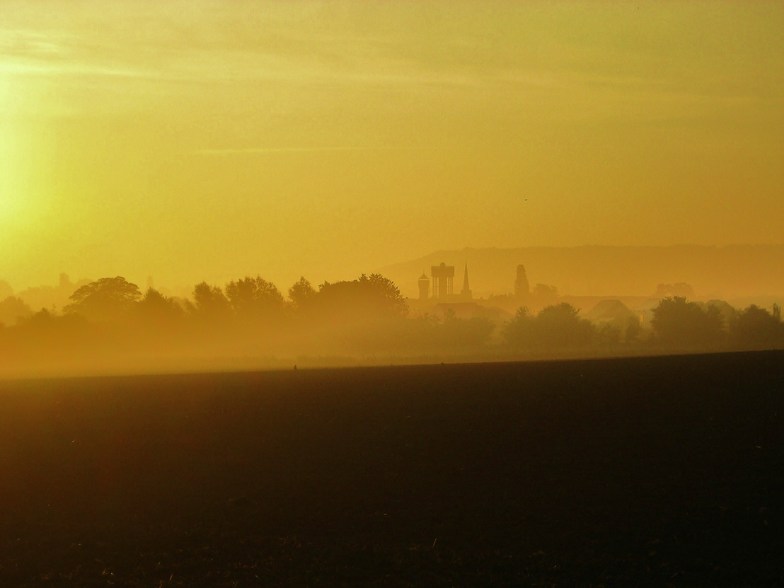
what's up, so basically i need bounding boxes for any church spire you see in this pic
[461,263,472,300]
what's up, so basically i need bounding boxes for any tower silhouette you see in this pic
[515,264,529,298]
[431,263,454,299]
[461,263,472,300]
[418,272,430,300]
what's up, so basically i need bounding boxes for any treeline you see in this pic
[503,298,784,352]
[1,274,783,374]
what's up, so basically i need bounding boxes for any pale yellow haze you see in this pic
[1,1,783,292]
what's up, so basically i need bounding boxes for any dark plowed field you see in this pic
[2,351,783,586]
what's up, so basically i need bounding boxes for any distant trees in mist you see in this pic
[225,276,285,321]
[64,277,142,323]
[733,304,783,349]
[1,272,783,373]
[648,297,784,351]
[651,297,724,348]
[0,296,33,327]
[504,303,595,350]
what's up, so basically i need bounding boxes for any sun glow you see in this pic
[0,1,783,291]
[1,68,32,228]
[0,123,29,232]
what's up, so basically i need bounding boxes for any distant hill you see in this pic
[377,245,784,300]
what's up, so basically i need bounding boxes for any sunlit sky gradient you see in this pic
[1,1,783,294]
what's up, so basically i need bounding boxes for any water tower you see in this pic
[418,273,430,300]
[431,263,455,299]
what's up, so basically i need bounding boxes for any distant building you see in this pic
[418,273,430,300]
[414,262,536,306]
[431,263,455,299]
[515,264,530,298]
[461,264,472,301]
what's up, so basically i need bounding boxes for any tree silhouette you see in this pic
[534,303,594,348]
[288,277,316,309]
[0,296,32,327]
[504,304,594,349]
[192,282,231,321]
[315,274,407,321]
[732,305,784,349]
[12,265,784,370]
[651,297,723,347]
[136,288,184,325]
[64,277,141,322]
[504,307,535,348]
[225,276,285,321]
[625,315,642,344]
[361,274,407,317]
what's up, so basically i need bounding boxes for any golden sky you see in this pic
[1,1,783,293]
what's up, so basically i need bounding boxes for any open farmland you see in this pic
[1,351,783,586]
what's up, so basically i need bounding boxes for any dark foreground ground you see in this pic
[1,352,783,586]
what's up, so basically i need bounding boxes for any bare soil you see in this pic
[1,351,783,586]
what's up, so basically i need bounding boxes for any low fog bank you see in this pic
[2,273,784,380]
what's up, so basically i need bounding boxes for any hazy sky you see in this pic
[2,1,783,293]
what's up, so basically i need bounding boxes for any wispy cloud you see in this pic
[193,145,421,156]
[0,28,71,58]
[0,19,481,89]
[0,27,158,80]
[0,61,158,79]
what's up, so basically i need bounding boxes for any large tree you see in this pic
[314,274,407,321]
[136,288,185,325]
[288,277,316,310]
[534,303,594,348]
[64,277,141,322]
[225,276,285,319]
[732,305,784,349]
[0,296,32,327]
[651,297,723,348]
[504,307,535,348]
[505,303,595,349]
[192,282,231,320]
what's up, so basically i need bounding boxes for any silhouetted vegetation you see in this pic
[309,274,407,321]
[225,276,285,321]
[1,272,783,376]
[650,297,724,349]
[64,276,142,323]
[0,295,32,327]
[504,303,594,350]
[192,282,232,322]
[732,304,784,349]
[136,288,186,324]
